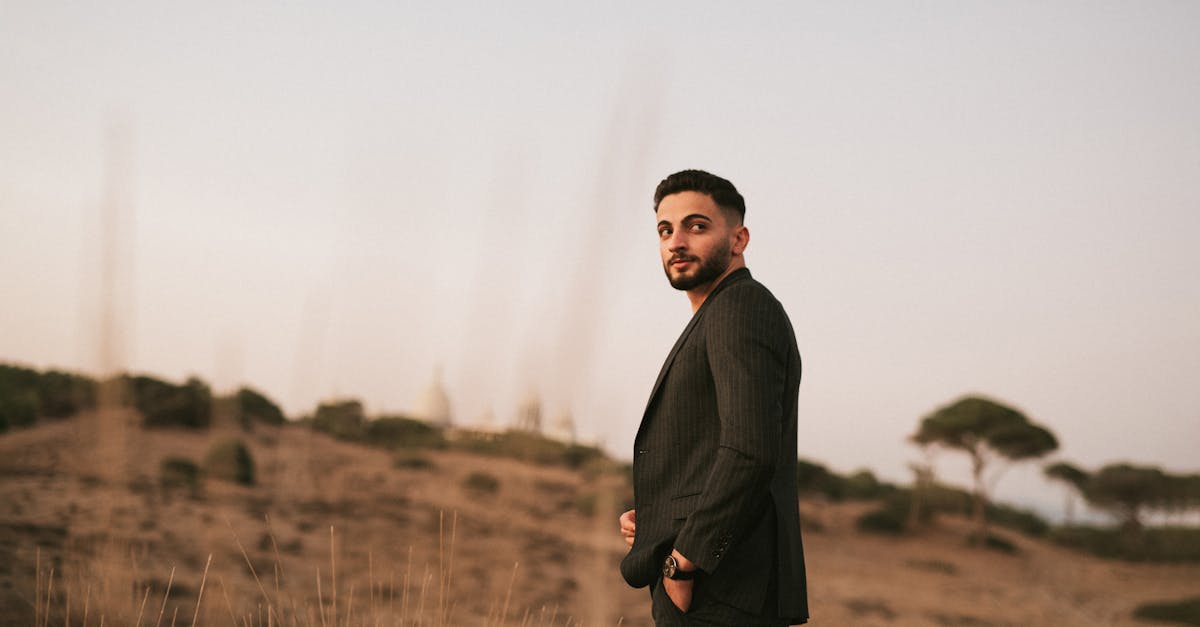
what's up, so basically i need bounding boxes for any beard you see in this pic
[664,240,732,291]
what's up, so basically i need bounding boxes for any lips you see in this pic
[670,256,696,268]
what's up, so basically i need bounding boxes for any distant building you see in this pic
[476,407,498,432]
[414,367,452,429]
[514,389,542,434]
[549,408,576,444]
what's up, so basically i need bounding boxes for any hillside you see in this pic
[1,414,1197,626]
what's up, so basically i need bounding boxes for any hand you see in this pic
[664,549,697,612]
[619,509,636,547]
[663,575,693,613]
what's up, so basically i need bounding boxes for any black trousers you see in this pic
[650,576,789,627]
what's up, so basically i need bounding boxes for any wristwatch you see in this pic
[662,554,696,581]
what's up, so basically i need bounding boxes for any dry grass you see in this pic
[4,414,1200,626]
[2,412,637,625]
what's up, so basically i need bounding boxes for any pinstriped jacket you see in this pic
[621,268,808,623]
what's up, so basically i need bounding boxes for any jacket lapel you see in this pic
[638,269,752,429]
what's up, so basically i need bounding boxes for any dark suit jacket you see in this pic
[621,268,808,623]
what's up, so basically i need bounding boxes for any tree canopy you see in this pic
[912,395,1058,542]
[1044,460,1200,530]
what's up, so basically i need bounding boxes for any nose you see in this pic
[666,229,688,252]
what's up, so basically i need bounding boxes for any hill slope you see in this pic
[1,414,1196,626]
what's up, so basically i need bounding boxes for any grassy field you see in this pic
[1,413,1197,626]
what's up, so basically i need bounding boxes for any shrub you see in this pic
[462,471,500,495]
[979,533,1018,554]
[843,469,896,500]
[0,365,97,426]
[574,492,598,517]
[563,444,604,470]
[453,430,605,468]
[205,438,255,486]
[1133,597,1200,626]
[1051,525,1200,562]
[986,502,1049,537]
[129,375,212,429]
[0,365,41,432]
[312,400,365,440]
[367,415,445,449]
[856,490,930,534]
[0,387,38,432]
[394,454,436,470]
[797,459,900,502]
[856,507,906,535]
[235,387,286,427]
[160,457,202,494]
[797,459,845,500]
[37,369,96,418]
[922,483,974,516]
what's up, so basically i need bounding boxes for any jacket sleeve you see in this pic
[672,284,787,574]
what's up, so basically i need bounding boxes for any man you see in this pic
[619,170,808,625]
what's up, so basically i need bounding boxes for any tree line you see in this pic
[0,363,284,432]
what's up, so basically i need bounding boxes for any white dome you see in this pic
[415,368,452,428]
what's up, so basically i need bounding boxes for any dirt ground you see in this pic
[1,415,1196,626]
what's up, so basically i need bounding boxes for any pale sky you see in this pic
[2,1,1198,519]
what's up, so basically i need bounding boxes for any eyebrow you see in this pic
[658,213,714,228]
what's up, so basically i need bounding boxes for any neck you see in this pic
[686,259,745,313]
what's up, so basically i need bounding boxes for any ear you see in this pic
[732,225,749,255]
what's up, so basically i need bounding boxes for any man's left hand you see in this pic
[664,549,696,612]
[663,575,693,612]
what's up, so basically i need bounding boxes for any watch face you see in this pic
[663,556,676,578]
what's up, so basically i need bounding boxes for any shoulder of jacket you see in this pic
[711,276,778,307]
[704,277,786,323]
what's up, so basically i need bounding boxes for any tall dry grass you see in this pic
[27,510,607,626]
[4,415,636,625]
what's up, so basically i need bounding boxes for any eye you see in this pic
[658,227,671,238]
[689,223,706,232]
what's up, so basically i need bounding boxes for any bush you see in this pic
[986,502,1049,537]
[453,430,605,468]
[0,387,38,432]
[37,369,96,418]
[797,459,900,502]
[843,469,896,500]
[312,400,365,440]
[921,483,974,516]
[563,444,605,470]
[0,365,42,432]
[979,533,1018,554]
[160,457,202,494]
[1133,597,1200,626]
[859,491,911,532]
[204,438,255,486]
[129,375,212,429]
[857,507,906,535]
[462,471,500,495]
[394,454,436,470]
[0,363,97,431]
[574,492,598,517]
[797,459,845,500]
[1051,525,1200,562]
[367,415,445,449]
[235,387,286,427]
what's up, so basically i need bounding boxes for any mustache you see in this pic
[669,254,697,264]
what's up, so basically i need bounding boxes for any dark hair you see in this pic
[653,169,745,222]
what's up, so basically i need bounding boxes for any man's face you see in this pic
[656,191,737,291]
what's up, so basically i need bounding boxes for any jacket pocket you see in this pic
[668,492,702,520]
